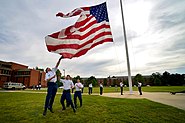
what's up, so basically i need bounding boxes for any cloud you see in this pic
[0,0,185,78]
[126,0,185,75]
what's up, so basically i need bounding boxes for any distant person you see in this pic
[74,79,83,108]
[72,87,75,94]
[43,56,63,116]
[81,83,84,93]
[170,90,185,95]
[88,83,93,95]
[120,81,124,95]
[60,75,76,113]
[32,85,35,90]
[138,82,142,95]
[36,85,39,90]
[99,82,103,95]
[38,83,41,90]
[115,85,118,92]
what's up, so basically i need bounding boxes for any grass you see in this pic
[21,86,185,93]
[0,92,185,123]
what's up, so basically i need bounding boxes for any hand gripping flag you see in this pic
[45,2,113,59]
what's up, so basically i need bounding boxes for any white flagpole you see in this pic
[119,0,133,94]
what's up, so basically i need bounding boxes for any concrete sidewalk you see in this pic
[102,91,185,111]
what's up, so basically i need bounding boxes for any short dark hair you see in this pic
[45,68,49,73]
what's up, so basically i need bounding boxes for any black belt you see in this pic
[75,91,81,92]
[63,89,70,92]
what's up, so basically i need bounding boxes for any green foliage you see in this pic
[87,76,97,87]
[150,72,162,86]
[103,78,107,86]
[154,77,161,86]
[162,71,170,85]
[72,75,81,84]
[35,66,44,71]
[112,79,117,87]
[0,92,185,123]
[56,69,62,87]
[150,71,185,86]
[134,74,144,85]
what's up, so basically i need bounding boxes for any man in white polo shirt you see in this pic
[74,79,83,108]
[60,75,76,113]
[99,81,103,95]
[88,83,93,95]
[120,81,124,95]
[43,56,62,116]
[138,82,142,95]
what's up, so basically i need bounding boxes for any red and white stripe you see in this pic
[45,7,113,59]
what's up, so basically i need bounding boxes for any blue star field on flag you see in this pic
[90,2,109,23]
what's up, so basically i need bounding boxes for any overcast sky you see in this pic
[0,0,185,78]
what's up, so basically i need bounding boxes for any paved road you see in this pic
[102,91,185,111]
[1,90,185,110]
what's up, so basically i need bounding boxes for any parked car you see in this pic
[3,82,26,90]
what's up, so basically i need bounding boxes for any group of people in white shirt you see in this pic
[43,56,83,116]
[43,56,143,116]
[60,75,83,113]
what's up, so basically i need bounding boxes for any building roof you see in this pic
[10,62,28,68]
[0,60,12,65]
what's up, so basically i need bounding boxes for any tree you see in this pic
[35,66,44,71]
[169,73,184,86]
[150,72,162,86]
[162,71,170,85]
[103,78,107,86]
[87,76,97,87]
[161,71,184,86]
[112,79,117,86]
[175,74,184,85]
[73,75,81,84]
[134,74,144,85]
[56,69,62,87]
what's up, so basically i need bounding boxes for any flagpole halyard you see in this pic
[119,0,133,94]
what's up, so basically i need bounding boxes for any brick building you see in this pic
[0,60,46,88]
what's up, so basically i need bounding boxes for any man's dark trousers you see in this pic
[88,87,92,95]
[120,87,123,95]
[60,90,75,110]
[100,87,103,95]
[138,87,142,95]
[74,91,82,108]
[44,82,58,110]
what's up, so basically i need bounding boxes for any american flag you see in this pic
[45,2,113,59]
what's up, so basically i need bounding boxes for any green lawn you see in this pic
[22,86,185,93]
[0,92,185,123]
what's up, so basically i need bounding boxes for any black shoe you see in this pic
[74,105,77,109]
[62,108,66,110]
[43,110,47,116]
[73,108,76,113]
[48,108,54,113]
